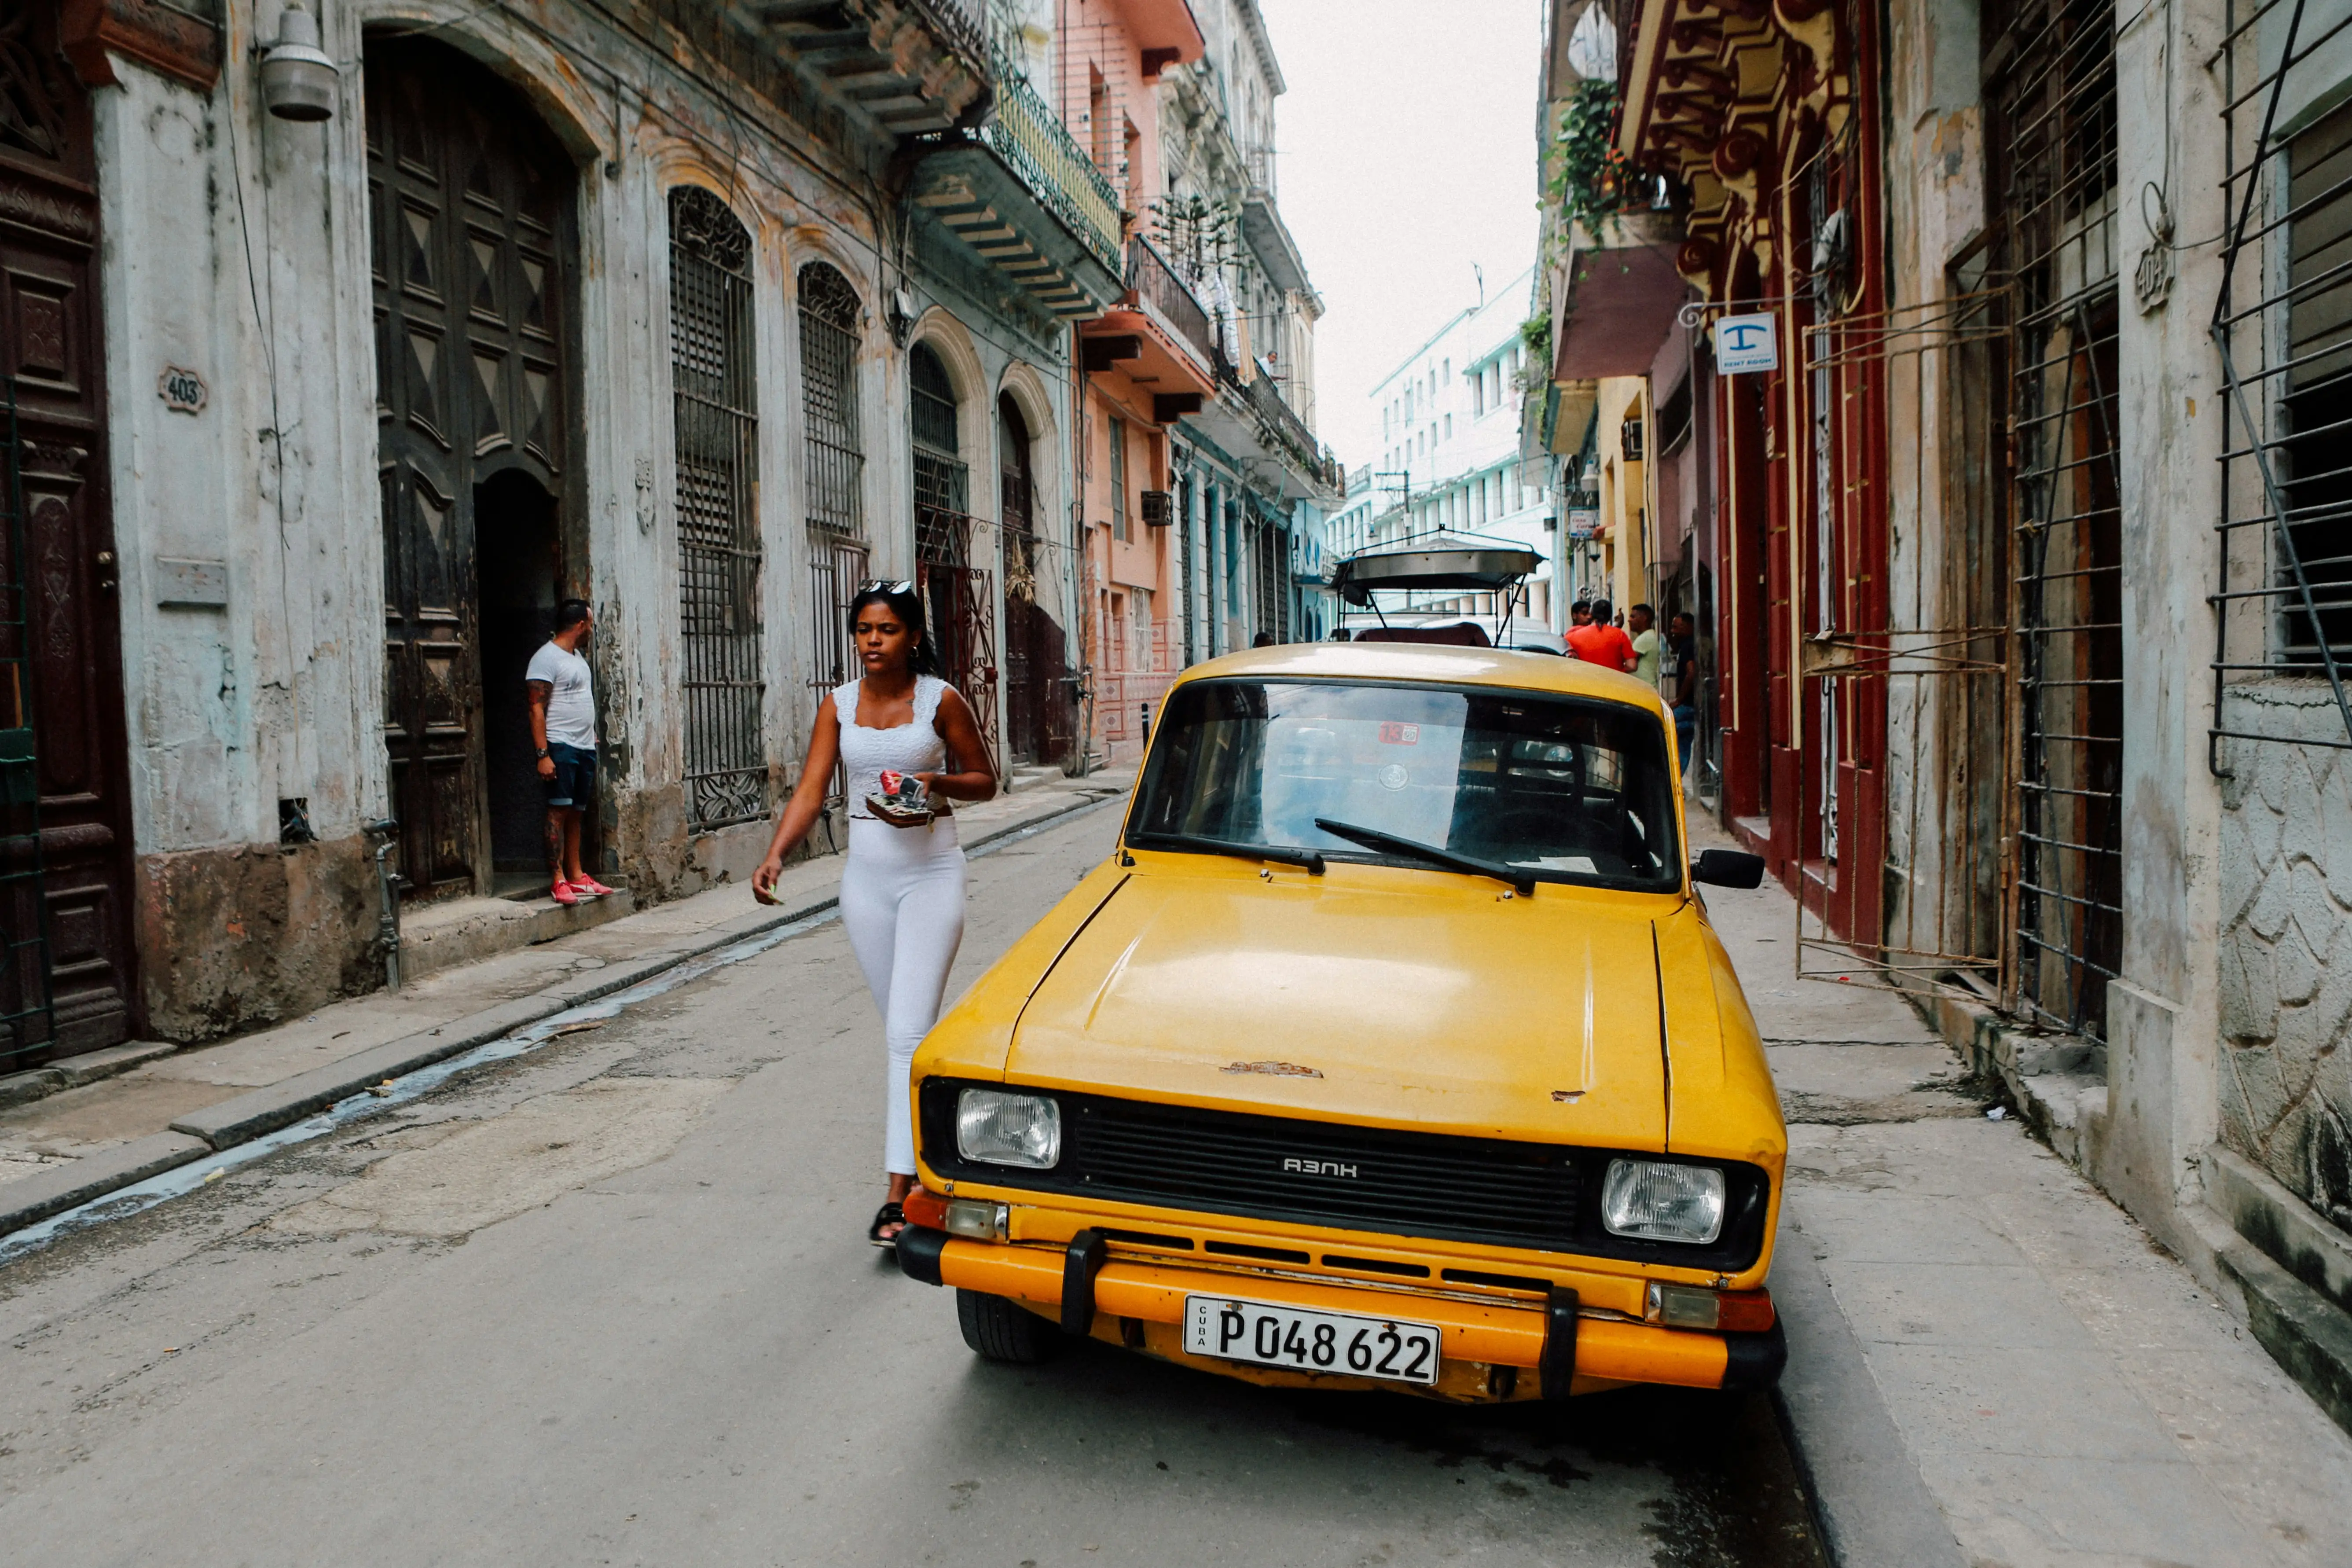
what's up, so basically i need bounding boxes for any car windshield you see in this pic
[1129,679,1681,891]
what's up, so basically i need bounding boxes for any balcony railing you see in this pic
[1127,237,1217,365]
[981,54,1124,275]
[1245,371,1321,468]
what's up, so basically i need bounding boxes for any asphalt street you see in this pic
[0,803,1824,1568]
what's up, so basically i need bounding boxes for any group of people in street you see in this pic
[1567,597,1699,775]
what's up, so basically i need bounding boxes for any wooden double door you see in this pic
[367,39,580,899]
[0,3,137,1059]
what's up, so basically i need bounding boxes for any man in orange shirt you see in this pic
[1567,597,1637,673]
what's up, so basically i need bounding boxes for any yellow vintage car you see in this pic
[895,642,1782,1403]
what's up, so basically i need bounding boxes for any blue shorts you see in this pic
[543,742,595,810]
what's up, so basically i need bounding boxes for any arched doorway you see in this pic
[998,394,1067,767]
[366,37,579,900]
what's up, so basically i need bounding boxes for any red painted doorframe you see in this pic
[1698,0,1891,950]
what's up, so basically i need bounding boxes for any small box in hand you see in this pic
[866,769,936,827]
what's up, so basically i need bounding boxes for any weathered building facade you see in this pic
[1541,0,2352,1427]
[1354,270,1556,626]
[0,0,1178,1061]
[1152,0,1339,698]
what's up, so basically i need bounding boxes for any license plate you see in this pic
[1182,1294,1442,1385]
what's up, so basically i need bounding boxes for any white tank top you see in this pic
[834,674,952,819]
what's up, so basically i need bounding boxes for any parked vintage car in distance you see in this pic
[894,641,1780,1403]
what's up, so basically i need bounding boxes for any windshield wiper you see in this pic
[1126,832,1326,874]
[1312,817,1535,896]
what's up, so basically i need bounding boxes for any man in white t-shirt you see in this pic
[526,599,615,907]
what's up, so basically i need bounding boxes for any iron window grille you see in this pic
[1990,0,2126,1042]
[799,262,865,543]
[669,187,765,831]
[911,340,970,527]
[2211,0,2352,758]
[800,261,867,757]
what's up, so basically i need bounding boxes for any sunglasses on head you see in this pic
[860,579,915,595]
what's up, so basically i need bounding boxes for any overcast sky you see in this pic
[1255,0,1546,476]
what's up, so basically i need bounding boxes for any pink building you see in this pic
[1057,0,1213,766]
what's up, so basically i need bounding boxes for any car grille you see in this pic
[1062,1096,1583,1250]
[920,1079,1771,1268]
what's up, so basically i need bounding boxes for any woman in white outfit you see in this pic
[753,582,996,1246]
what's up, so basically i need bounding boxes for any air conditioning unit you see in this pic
[1140,489,1174,528]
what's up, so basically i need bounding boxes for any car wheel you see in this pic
[955,1288,1063,1364]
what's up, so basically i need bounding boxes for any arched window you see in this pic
[668,186,763,829]
[798,262,866,694]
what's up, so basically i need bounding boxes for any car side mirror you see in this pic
[1691,848,1766,889]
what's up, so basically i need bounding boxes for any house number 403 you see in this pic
[158,365,208,414]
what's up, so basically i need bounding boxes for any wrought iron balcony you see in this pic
[979,55,1124,275]
[1126,237,1217,366]
[1245,368,1322,470]
[910,49,1126,319]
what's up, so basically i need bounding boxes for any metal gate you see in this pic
[1784,288,2017,994]
[1990,0,2125,1040]
[914,502,1002,778]
[917,549,1003,777]
[0,387,54,1065]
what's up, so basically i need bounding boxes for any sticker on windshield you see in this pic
[1378,723,1420,745]
[1378,764,1409,791]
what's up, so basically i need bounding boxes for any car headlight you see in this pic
[1600,1159,1726,1245]
[956,1088,1061,1169]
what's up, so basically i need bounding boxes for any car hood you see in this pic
[1005,862,1669,1149]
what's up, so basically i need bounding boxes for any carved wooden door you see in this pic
[367,39,574,898]
[0,4,137,1057]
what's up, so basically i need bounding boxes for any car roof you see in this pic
[1170,641,1666,712]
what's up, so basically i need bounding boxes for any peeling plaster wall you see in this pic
[2217,685,2352,1231]
[88,0,1067,1037]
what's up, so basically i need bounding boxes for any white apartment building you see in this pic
[1353,269,1556,624]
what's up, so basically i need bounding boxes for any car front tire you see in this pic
[956,1288,1063,1364]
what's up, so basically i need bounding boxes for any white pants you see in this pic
[840,815,967,1177]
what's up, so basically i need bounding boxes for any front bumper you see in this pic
[898,1226,1786,1400]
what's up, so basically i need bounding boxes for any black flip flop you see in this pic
[869,1201,905,1249]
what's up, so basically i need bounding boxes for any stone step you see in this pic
[0,1039,180,1111]
[1003,766,1064,793]
[400,886,638,984]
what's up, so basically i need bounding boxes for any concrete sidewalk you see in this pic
[0,771,1131,1240]
[1695,819,2352,1567]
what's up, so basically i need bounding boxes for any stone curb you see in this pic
[0,1132,214,1237]
[167,789,1118,1154]
[0,786,1120,1241]
[1770,1201,1968,1568]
